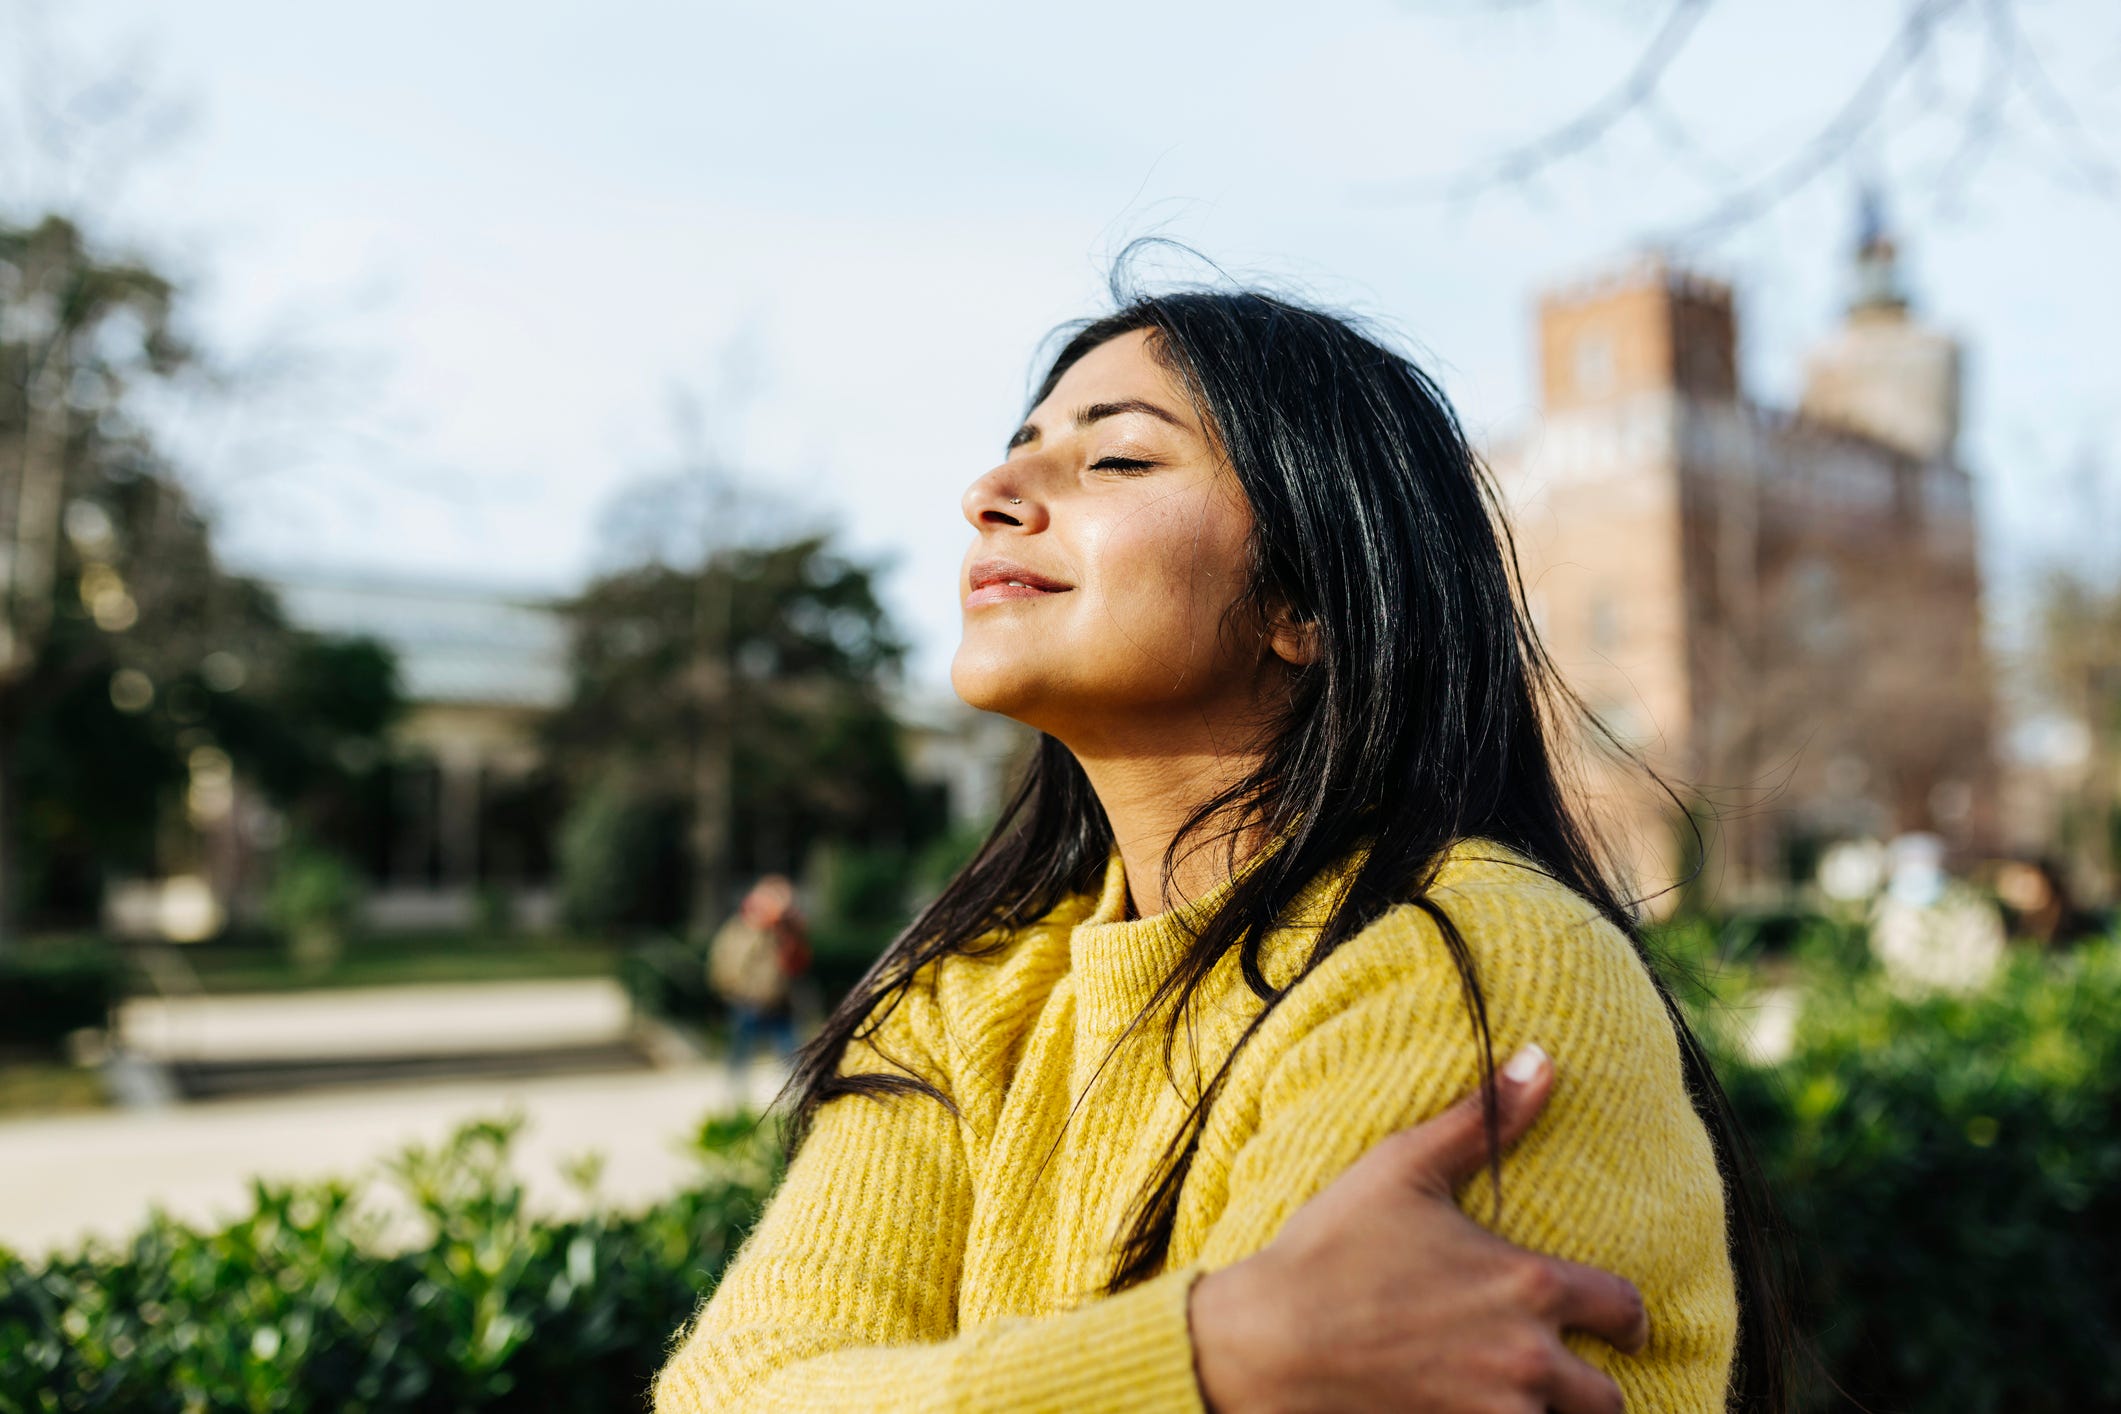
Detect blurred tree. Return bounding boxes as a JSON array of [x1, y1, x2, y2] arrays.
[[0, 214, 401, 942], [544, 534, 935, 939], [202, 632, 404, 875], [1, 213, 190, 938], [554, 772, 690, 937]]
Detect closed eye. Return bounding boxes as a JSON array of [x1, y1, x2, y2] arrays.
[[1090, 456, 1158, 474]]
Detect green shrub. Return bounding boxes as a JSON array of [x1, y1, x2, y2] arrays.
[[7, 932, 2119, 1411], [1702, 930, 2121, 1412], [555, 780, 687, 936], [801, 839, 912, 960], [0, 945, 120, 1058], [620, 937, 718, 1029], [0, 1113, 779, 1413], [798, 828, 994, 1001], [266, 845, 363, 977]]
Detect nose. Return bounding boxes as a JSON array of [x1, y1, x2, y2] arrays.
[[961, 462, 1048, 533]]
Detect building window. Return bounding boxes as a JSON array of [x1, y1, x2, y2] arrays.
[[1575, 334, 1616, 398]]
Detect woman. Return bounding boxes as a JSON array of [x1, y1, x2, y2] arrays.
[[654, 282, 1785, 1412]]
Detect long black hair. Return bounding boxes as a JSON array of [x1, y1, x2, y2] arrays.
[[781, 270, 1791, 1410]]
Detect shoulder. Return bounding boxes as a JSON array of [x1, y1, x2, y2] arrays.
[[1249, 837, 1701, 1162], [1282, 838, 1661, 1030]]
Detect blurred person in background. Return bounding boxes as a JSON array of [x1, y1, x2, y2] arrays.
[[657, 274, 1788, 1413], [1993, 855, 2100, 950], [707, 874, 810, 1073]]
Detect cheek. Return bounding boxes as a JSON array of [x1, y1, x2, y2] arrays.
[[1081, 483, 1254, 669]]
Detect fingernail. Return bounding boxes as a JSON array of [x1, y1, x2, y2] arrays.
[[1502, 1042, 1548, 1084]]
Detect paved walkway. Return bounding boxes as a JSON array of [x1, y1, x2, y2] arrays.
[[3, 977, 785, 1260], [117, 977, 638, 1062], [0, 1059, 786, 1259]]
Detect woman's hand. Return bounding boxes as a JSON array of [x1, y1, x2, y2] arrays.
[[1188, 1044, 1649, 1414]]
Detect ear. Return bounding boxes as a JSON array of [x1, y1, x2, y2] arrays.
[[1267, 614, 1321, 669]]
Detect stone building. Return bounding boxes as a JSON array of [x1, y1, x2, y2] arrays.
[[1487, 214, 1995, 908]]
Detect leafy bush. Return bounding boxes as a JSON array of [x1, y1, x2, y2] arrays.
[[7, 931, 2119, 1411], [798, 828, 994, 999], [619, 937, 718, 1030], [0, 1114, 778, 1413], [266, 845, 364, 977], [0, 945, 120, 1058], [1695, 930, 2121, 1412], [554, 778, 687, 936], [801, 839, 913, 961]]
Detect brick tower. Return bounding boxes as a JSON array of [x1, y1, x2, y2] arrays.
[[1489, 228, 1994, 910]]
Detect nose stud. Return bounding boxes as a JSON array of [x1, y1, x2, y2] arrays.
[[1008, 497, 1023, 505]]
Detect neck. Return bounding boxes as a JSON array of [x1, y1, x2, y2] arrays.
[[1066, 732, 1270, 919]]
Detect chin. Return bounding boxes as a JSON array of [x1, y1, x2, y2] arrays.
[[949, 641, 1062, 727], [950, 646, 1022, 716]]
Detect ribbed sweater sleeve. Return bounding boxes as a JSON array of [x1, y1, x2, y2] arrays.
[[650, 974, 1212, 1414], [1189, 876, 1737, 1409]]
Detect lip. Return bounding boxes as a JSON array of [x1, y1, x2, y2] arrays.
[[964, 556, 1074, 608]]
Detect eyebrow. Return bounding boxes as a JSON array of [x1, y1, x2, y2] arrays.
[[1007, 398, 1189, 452]]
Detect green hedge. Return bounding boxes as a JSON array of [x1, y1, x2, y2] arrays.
[[618, 939, 718, 1029], [0, 1115, 778, 1414], [1713, 933, 2121, 1412], [4, 933, 2118, 1411], [0, 945, 120, 1058]]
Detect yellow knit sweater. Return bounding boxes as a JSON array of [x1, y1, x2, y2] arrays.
[[653, 838, 1737, 1411]]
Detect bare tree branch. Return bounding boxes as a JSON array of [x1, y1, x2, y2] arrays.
[[1465, 0, 1717, 192], [2003, 3, 2121, 198], [1638, 90, 1740, 185], [1373, 0, 2121, 239], [1658, 0, 1960, 242], [1927, 0, 2018, 213], [1369, 0, 1716, 203]]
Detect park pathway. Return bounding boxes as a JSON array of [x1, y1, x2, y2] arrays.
[[0, 978, 781, 1259]]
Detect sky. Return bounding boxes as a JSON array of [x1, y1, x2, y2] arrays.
[[8, 0, 2119, 686]]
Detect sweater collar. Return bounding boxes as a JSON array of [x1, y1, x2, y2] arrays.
[[1066, 832, 1351, 1036], [1067, 852, 1217, 1036]]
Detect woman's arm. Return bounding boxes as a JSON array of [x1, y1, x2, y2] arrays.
[[653, 982, 1656, 1412], [651, 1056, 1615, 1414], [1186, 885, 1739, 1412], [1192, 1046, 1645, 1414]]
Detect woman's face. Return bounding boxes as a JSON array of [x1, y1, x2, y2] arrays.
[[952, 328, 1282, 743]]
